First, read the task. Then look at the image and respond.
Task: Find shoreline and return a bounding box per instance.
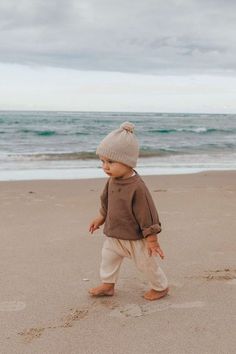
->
[1,170,236,191]
[1,167,236,182]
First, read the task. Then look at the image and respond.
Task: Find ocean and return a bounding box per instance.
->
[0,111,236,181]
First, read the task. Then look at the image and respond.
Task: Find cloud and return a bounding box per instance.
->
[1,63,235,113]
[0,0,236,74]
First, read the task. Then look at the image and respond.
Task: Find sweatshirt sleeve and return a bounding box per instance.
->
[99,179,110,218]
[132,182,162,237]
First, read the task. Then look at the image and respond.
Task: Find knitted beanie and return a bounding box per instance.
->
[96,121,139,168]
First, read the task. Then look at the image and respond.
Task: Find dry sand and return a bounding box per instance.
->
[0,171,236,354]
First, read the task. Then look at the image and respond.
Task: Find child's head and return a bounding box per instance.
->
[96,122,139,174]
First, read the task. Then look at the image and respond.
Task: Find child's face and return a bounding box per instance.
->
[99,155,133,179]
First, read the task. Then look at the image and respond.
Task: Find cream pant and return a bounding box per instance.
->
[100,236,168,291]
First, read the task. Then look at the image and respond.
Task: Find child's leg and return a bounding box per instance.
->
[89,237,125,296]
[100,237,124,283]
[130,240,168,300]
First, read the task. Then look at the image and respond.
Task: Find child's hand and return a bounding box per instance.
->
[89,214,105,234]
[146,235,165,259]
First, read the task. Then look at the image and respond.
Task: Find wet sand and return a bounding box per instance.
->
[1,171,236,354]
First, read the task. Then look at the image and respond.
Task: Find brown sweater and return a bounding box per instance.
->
[99,173,162,241]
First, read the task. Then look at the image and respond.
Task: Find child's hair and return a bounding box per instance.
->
[96,121,139,168]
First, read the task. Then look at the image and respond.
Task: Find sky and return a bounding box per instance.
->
[0,0,236,113]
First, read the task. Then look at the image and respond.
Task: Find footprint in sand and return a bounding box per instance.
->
[18,328,45,343]
[0,301,26,312]
[62,308,88,327]
[203,269,236,281]
[18,306,90,342]
[187,268,236,281]
[110,301,205,318]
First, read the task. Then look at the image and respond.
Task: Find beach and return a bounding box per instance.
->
[1,171,236,354]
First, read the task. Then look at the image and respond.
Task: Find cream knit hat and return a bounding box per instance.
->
[96,121,139,168]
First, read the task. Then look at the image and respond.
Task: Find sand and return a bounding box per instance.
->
[0,171,236,354]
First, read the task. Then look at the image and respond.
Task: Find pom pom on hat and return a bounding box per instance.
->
[120,121,135,133]
[96,121,139,168]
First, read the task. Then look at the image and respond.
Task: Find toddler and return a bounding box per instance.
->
[89,122,168,301]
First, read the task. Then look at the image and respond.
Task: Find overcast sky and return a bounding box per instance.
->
[0,0,236,112]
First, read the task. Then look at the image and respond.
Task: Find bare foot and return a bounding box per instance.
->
[88,283,115,297]
[143,287,169,301]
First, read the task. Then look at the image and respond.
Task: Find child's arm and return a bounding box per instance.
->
[146,235,165,259]
[89,179,109,234]
[132,182,164,258]
[89,214,105,234]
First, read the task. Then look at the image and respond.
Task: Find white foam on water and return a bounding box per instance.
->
[0,165,234,181]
